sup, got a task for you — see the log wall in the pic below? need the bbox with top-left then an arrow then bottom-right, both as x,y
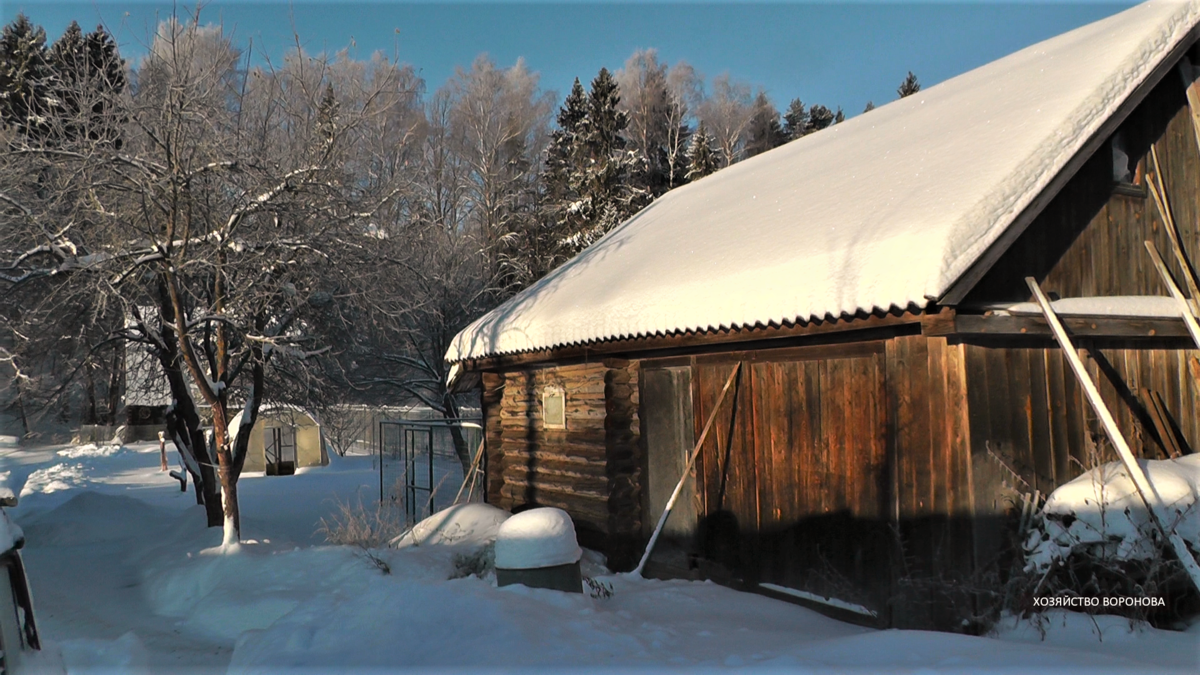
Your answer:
480,361 -> 642,563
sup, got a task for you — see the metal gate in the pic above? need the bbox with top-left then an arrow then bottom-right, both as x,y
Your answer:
378,419 -> 483,524
265,426 -> 296,476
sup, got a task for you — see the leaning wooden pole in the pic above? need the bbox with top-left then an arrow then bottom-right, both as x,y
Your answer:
634,362 -> 742,577
1147,146 -> 1200,308
452,434 -> 488,505
1024,277 -> 1200,593
1145,241 -> 1200,349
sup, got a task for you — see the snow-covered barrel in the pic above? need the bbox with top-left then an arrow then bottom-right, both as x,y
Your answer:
494,507 -> 583,593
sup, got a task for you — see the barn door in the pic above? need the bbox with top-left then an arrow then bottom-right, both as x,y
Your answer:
692,347 -> 890,611
751,352 -> 890,614
640,366 -> 697,571
692,361 -> 757,584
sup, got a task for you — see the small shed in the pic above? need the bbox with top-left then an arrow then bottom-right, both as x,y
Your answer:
230,406 -> 327,475
447,0 -> 1200,629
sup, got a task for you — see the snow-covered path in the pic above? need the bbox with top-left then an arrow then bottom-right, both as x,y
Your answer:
1,441 -> 1197,674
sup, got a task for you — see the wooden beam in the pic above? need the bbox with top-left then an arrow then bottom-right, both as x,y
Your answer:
920,307 -> 957,336
1146,150 -> 1200,307
1025,276 -> 1200,595
951,313 -> 1188,339
1144,240 -> 1200,348
1140,388 -> 1183,459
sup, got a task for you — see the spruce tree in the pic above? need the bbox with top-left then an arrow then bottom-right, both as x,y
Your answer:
897,71 -> 921,98
0,14 -> 53,140
863,101 -> 876,113
833,107 -> 845,125
686,124 -> 718,181
783,98 -> 808,141
543,70 -> 644,261
744,91 -> 785,158
47,21 -> 125,145
542,78 -> 588,229
807,104 -> 835,133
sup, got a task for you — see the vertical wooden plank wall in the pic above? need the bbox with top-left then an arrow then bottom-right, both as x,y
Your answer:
689,345 -> 891,614
885,335 -> 974,628
966,343 -> 1200,481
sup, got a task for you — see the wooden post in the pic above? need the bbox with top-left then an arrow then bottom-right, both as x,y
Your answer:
159,431 -> 168,472
1025,277 -> 1200,593
634,362 -> 742,577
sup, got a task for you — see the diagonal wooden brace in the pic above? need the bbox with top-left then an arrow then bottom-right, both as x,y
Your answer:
1025,277 -> 1200,594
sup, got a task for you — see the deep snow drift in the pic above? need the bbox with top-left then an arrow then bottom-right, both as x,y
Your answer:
0,440 -> 1196,674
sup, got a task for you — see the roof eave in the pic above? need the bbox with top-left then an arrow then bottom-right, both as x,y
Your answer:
939,31 -> 1200,307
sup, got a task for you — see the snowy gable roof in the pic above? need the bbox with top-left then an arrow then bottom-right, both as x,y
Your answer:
449,0 -> 1200,363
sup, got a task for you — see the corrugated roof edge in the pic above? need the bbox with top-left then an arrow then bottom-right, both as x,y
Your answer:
449,302 -> 928,364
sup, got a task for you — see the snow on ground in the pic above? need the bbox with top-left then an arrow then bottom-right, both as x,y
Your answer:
0,440 -> 1196,674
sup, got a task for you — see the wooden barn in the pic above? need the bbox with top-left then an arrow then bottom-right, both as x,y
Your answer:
447,0 -> 1200,628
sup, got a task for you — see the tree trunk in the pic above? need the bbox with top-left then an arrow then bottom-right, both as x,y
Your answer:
84,367 -> 98,425
218,447 -> 240,546
106,348 -> 123,426
442,392 -> 471,477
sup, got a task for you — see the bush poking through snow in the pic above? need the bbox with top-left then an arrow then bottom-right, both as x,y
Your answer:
451,541 -> 496,580
363,550 -> 392,576
1019,453 -> 1200,626
316,495 -> 406,549
584,577 -> 613,599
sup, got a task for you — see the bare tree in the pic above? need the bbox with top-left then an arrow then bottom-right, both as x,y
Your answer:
664,62 -> 701,189
696,73 -> 755,167
616,49 -> 672,195
0,13 -> 409,542
444,56 -> 553,283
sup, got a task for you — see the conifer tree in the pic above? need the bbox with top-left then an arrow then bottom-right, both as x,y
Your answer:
542,78 -> 588,226
0,14 -> 53,139
543,70 -> 644,262
897,71 -> 921,98
863,101 -> 876,113
686,124 -> 718,181
43,22 -> 126,146
807,104 -> 835,133
783,98 -> 808,141
744,91 -> 785,158
833,107 -> 845,125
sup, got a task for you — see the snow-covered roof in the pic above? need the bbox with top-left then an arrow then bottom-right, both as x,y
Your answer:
448,0 -> 1200,363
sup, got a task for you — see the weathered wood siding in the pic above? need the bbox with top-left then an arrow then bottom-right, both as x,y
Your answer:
965,341 -> 1200,498
480,361 -> 641,564
685,343 -> 895,614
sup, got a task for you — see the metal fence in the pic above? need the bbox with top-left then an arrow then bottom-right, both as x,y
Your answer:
378,419 -> 483,524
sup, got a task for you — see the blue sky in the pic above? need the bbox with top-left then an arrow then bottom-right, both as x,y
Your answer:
3,1 -> 1136,115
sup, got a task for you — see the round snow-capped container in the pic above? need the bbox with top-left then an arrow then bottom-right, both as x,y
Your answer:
494,507 -> 583,593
